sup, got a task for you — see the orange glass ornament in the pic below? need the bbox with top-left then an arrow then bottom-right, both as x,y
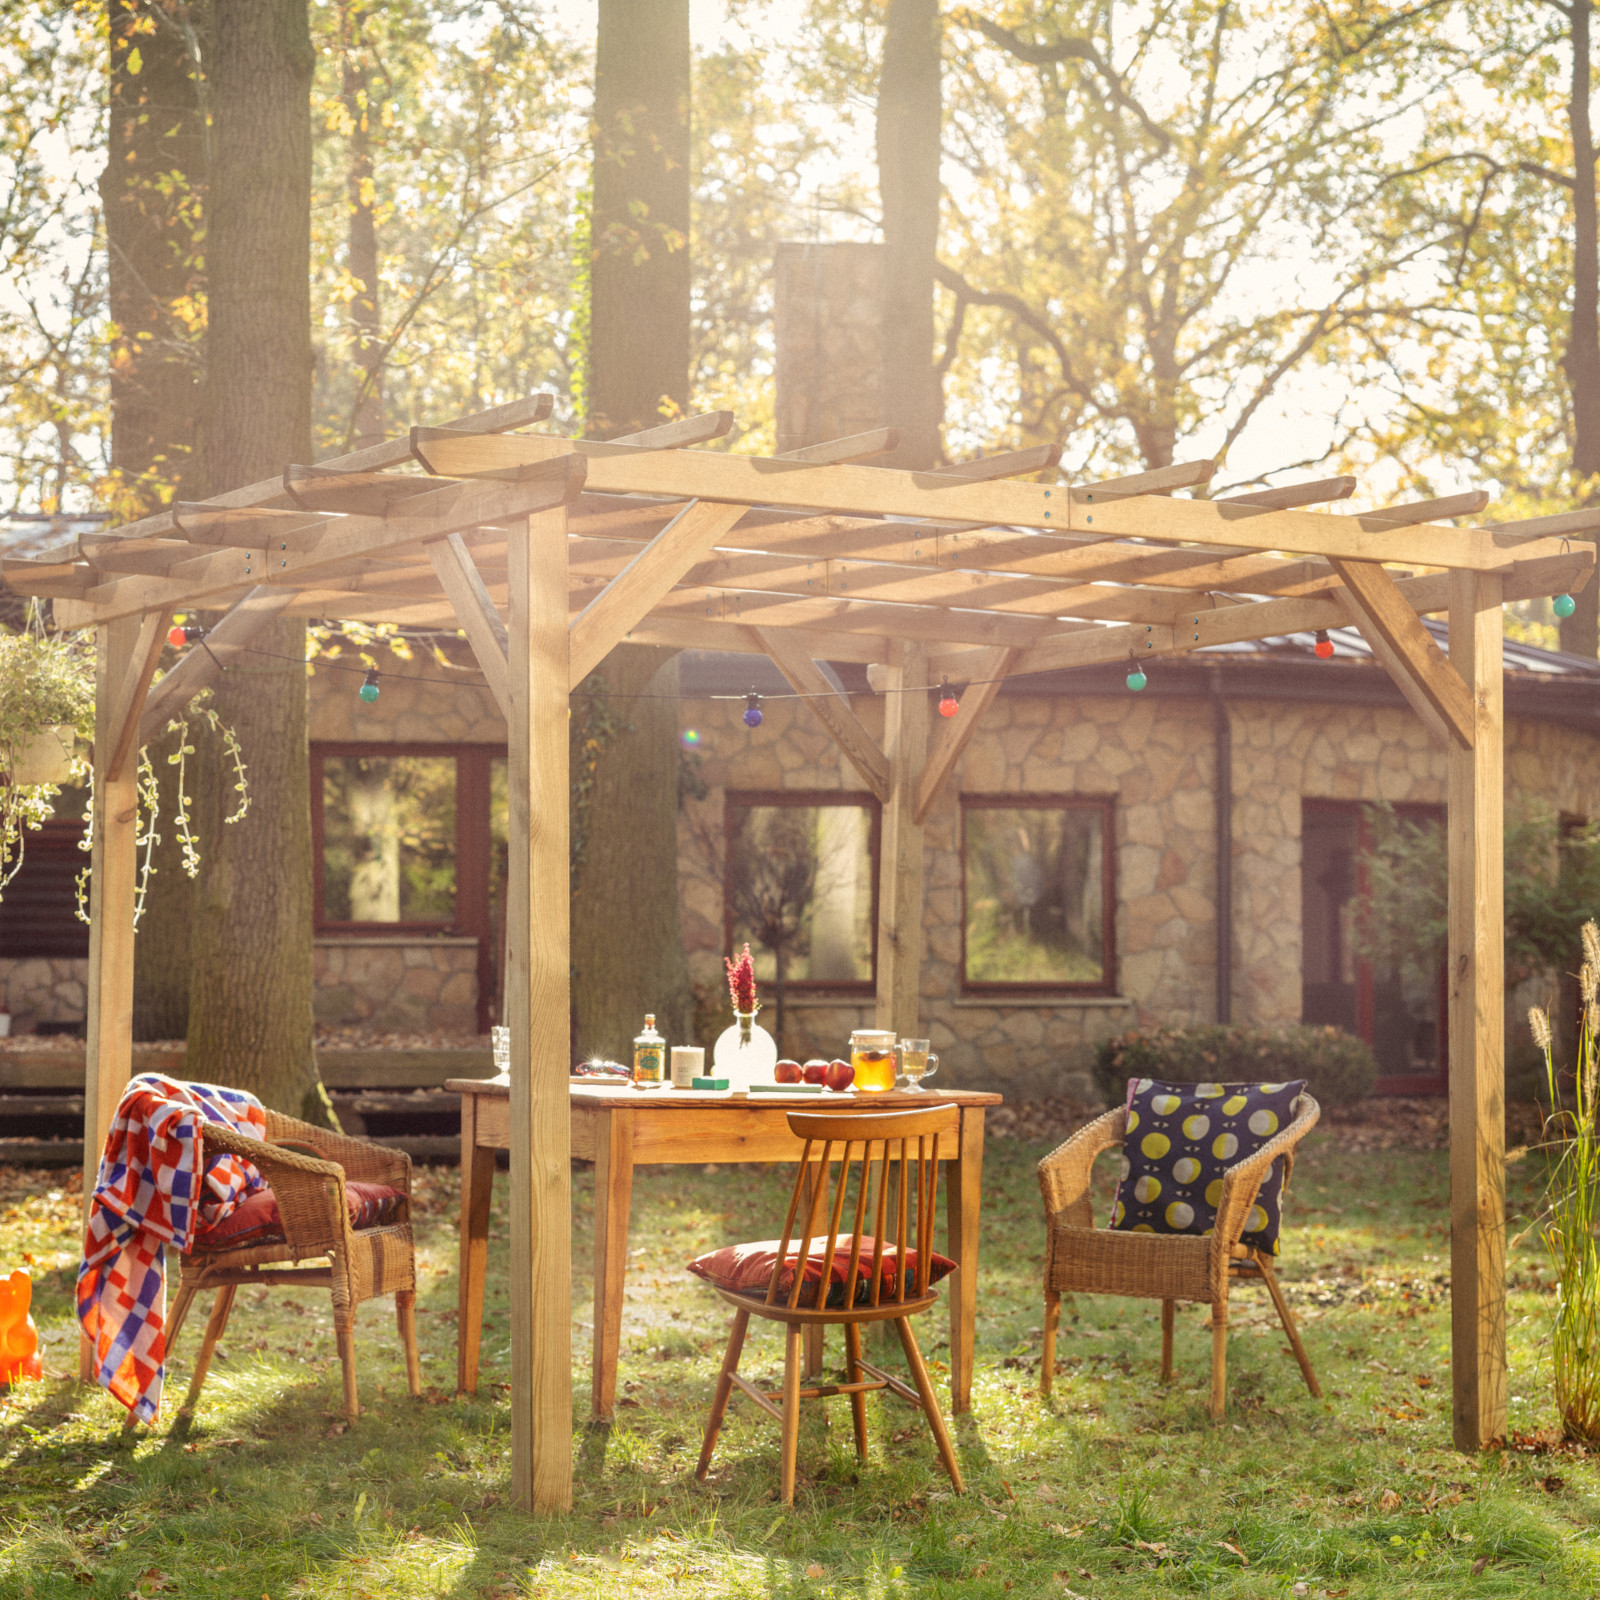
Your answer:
0,1269 -> 41,1384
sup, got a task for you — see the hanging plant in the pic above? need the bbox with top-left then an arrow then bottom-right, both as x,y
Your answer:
1,607 -> 250,923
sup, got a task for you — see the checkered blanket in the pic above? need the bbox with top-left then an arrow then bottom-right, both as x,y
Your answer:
77,1073 -> 267,1423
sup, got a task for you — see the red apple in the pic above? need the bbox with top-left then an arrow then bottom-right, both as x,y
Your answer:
825,1058 -> 855,1092
802,1058 -> 829,1085
774,1058 -> 802,1084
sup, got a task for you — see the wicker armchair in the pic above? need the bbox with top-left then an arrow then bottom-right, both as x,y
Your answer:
1038,1093 -> 1322,1417
164,1109 -> 421,1421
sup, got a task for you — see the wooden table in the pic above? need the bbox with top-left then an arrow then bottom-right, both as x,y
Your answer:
448,1079 -> 1002,1418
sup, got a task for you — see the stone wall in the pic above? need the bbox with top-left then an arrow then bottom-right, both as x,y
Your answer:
677,688 -> 1600,1103
0,957 -> 87,1029
309,650 -> 505,744
312,935 -> 479,1032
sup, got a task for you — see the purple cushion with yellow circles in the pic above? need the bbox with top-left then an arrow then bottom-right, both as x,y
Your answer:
1108,1078 -> 1306,1254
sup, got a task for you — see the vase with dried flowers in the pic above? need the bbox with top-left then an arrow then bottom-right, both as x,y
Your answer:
1529,918 -> 1600,1441
713,943 -> 778,1090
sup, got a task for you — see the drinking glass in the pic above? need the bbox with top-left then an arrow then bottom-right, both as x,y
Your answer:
491,1025 -> 510,1079
896,1038 -> 939,1092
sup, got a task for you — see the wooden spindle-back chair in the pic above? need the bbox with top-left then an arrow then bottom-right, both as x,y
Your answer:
693,1105 -> 965,1503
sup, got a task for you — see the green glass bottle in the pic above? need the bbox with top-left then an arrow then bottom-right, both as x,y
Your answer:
632,1014 -> 665,1086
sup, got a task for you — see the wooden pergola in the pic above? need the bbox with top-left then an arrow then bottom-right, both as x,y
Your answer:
9,391 -> 1595,1510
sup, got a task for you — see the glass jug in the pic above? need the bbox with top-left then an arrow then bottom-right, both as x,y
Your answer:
849,1028 -> 898,1092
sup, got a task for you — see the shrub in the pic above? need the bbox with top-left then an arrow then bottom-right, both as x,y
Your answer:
1093,1023 -> 1377,1110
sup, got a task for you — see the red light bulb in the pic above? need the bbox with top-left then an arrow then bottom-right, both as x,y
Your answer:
1313,629 -> 1334,660
938,681 -> 959,718
168,624 -> 187,647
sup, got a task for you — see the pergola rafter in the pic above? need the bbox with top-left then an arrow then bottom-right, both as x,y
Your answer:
13,392 -> 1596,1512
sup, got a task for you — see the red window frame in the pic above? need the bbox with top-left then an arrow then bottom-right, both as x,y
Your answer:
959,793 -> 1118,996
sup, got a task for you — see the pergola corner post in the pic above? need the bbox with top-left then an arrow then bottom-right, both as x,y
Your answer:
506,505 -> 574,1512
79,615 -> 146,1375
874,640 -> 930,1040
1447,570 -> 1507,1452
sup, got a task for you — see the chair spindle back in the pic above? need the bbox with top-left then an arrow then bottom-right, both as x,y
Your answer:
764,1106 -> 959,1311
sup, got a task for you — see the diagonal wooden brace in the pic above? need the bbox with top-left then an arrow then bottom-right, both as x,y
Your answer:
1330,557 -> 1474,750
914,646 -> 1021,824
754,625 -> 891,802
137,587 -> 294,749
427,533 -> 510,719
568,499 -> 748,688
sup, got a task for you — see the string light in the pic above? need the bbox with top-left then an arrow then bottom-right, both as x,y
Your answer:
1554,593 -> 1577,619
937,679 -> 960,718
167,623 -> 204,648
742,692 -> 763,728
358,668 -> 381,703
1313,629 -> 1334,659
1126,662 -> 1147,692
681,728 -> 701,748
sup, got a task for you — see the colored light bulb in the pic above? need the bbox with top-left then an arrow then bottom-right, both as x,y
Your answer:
1126,666 -> 1147,692
743,693 -> 763,728
1554,592 -> 1577,619
681,728 -> 701,748
937,679 -> 959,717
1313,629 -> 1334,659
359,669 -> 380,703
167,623 -> 202,648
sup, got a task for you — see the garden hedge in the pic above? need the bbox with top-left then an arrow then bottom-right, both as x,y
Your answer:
1092,1023 -> 1376,1111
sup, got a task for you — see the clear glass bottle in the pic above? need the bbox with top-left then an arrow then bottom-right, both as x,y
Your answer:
632,1014 -> 665,1087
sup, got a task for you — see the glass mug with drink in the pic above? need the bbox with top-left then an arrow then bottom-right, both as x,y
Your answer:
849,1028 -> 898,1092
896,1038 -> 939,1091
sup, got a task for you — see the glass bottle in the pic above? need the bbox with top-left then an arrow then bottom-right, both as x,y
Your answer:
632,1014 -> 665,1087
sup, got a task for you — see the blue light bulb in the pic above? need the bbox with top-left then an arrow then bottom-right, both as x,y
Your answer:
1126,667 -> 1147,692
1554,593 -> 1577,619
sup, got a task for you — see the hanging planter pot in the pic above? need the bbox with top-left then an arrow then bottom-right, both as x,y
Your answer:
4,725 -> 76,787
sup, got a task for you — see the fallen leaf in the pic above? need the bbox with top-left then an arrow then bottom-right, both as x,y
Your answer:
1541,1474 -> 1565,1493
1378,1489 -> 1402,1512
1472,1555 -> 1490,1576
1216,1540 -> 1249,1565
1134,1539 -> 1170,1558
805,1563 -> 825,1579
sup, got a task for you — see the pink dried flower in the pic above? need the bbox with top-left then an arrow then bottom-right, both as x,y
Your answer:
725,943 -> 758,1014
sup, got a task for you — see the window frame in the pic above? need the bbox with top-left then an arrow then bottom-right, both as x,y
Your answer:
958,792 -> 1118,996
721,788 -> 882,994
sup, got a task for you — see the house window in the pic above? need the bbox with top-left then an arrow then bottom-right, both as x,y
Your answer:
312,743 -> 506,1031
1300,799 -> 1446,1093
961,795 -> 1115,991
722,791 -> 879,991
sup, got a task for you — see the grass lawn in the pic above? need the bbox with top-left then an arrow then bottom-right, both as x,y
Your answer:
2,1126 -> 1596,1599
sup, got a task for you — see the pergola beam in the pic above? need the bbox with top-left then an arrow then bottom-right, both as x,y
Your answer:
428,533 -> 510,720
754,625 -> 890,801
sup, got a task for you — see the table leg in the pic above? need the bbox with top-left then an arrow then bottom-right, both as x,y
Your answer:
457,1096 -> 497,1395
591,1105 -> 635,1419
946,1107 -> 985,1413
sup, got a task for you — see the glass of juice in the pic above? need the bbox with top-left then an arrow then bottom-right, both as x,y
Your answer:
850,1029 -> 898,1092
896,1039 -> 939,1092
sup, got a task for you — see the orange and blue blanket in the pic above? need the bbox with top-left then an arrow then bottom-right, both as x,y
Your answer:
77,1073 -> 266,1422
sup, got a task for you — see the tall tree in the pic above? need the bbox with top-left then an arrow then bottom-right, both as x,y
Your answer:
185,0 -> 326,1120
569,648 -> 693,1062
337,0 -> 383,450
102,0 -> 208,1042
588,0 -> 690,436
877,0 -> 943,468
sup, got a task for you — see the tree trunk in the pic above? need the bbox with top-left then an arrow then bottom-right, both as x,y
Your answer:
876,0 -> 943,469
1564,0 -> 1600,657
101,0 -> 208,1039
588,0 -> 690,437
186,0 -> 324,1121
569,647 -> 693,1063
341,1 -> 383,451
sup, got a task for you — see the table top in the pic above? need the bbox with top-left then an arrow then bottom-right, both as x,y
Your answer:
445,1077 -> 1003,1109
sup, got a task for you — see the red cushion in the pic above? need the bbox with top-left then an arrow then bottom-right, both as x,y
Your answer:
688,1236 -> 956,1308
200,1180 -> 406,1249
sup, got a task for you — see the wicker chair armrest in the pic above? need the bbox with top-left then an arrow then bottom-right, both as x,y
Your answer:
201,1120 -> 342,1182
262,1110 -> 413,1194
197,1122 -> 348,1258
1037,1106 -> 1125,1228
1209,1094 -> 1321,1283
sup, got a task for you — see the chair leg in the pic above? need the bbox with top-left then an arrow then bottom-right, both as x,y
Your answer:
1255,1252 -> 1322,1400
336,1323 -> 360,1421
780,1323 -> 804,1506
396,1290 -> 422,1398
165,1276 -> 201,1361
1160,1299 -> 1175,1383
184,1285 -> 237,1409
894,1318 -> 964,1494
695,1309 -> 750,1483
1209,1299 -> 1228,1420
1041,1290 -> 1060,1397
844,1322 -> 870,1462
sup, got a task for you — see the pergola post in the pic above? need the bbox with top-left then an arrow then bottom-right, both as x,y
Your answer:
875,640 -> 930,1039
1447,570 -> 1506,1451
506,507 -> 574,1511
